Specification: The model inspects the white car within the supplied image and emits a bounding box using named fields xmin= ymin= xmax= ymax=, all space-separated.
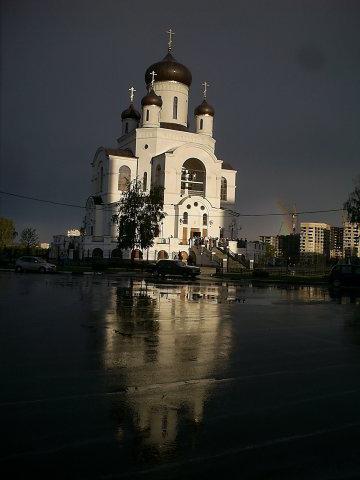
xmin=15 ymin=256 xmax=56 ymax=273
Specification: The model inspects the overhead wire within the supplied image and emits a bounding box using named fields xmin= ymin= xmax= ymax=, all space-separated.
xmin=0 ymin=189 xmax=345 ymax=218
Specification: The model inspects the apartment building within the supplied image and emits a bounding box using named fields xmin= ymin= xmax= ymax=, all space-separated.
xmin=300 ymin=222 xmax=331 ymax=257
xmin=259 ymin=235 xmax=279 ymax=255
xmin=343 ymin=221 xmax=359 ymax=258
xmin=330 ymin=226 xmax=344 ymax=259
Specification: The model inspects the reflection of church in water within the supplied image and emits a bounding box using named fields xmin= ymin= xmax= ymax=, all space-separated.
xmin=101 ymin=280 xmax=234 ymax=453
xmin=82 ymin=30 xmax=237 ymax=260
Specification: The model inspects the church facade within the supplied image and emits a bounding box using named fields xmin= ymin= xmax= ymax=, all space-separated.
xmin=82 ymin=38 xmax=237 ymax=261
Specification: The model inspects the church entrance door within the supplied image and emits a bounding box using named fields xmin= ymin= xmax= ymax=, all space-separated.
xmin=190 ymin=229 xmax=201 ymax=238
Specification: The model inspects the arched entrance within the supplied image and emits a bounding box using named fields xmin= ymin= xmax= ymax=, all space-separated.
xmin=131 ymin=249 xmax=143 ymax=260
xmin=111 ymin=248 xmax=122 ymax=259
xmin=92 ymin=248 xmax=103 ymax=259
xmin=157 ymin=250 xmax=168 ymax=260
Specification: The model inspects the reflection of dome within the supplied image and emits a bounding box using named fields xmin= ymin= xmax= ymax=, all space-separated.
xmin=121 ymin=103 xmax=141 ymax=121
xmin=194 ymin=99 xmax=215 ymax=117
xmin=141 ymin=89 xmax=163 ymax=108
xmin=145 ymin=52 xmax=192 ymax=87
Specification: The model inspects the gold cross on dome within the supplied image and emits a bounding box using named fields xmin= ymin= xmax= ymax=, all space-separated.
xmin=128 ymin=86 xmax=136 ymax=103
xmin=166 ymin=28 xmax=175 ymax=51
xmin=202 ymin=81 xmax=210 ymax=99
xmin=149 ymin=70 xmax=157 ymax=89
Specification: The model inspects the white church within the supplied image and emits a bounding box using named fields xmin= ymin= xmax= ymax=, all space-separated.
xmin=79 ymin=32 xmax=237 ymax=261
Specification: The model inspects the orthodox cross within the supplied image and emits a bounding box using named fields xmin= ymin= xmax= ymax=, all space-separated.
xmin=128 ymin=86 xmax=136 ymax=103
xmin=166 ymin=28 xmax=175 ymax=51
xmin=149 ymin=70 xmax=157 ymax=89
xmin=202 ymin=81 xmax=209 ymax=99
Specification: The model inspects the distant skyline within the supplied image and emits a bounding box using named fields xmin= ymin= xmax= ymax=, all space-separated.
xmin=1 ymin=0 xmax=359 ymax=241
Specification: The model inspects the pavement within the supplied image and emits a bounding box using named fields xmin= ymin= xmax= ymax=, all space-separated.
xmin=1 ymin=272 xmax=360 ymax=479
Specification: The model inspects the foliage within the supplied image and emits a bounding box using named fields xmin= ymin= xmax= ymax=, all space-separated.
xmin=20 ymin=227 xmax=39 ymax=248
xmin=0 ymin=217 xmax=17 ymax=247
xmin=113 ymin=180 xmax=165 ymax=252
xmin=344 ymin=175 xmax=360 ymax=223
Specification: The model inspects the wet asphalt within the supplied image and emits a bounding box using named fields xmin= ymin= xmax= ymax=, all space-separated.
xmin=0 ymin=272 xmax=360 ymax=479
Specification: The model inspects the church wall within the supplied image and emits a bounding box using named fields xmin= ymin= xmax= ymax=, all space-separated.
xmin=220 ymin=169 xmax=237 ymax=204
xmin=153 ymin=81 xmax=189 ymax=127
xmin=104 ymin=155 xmax=137 ymax=204
xmin=162 ymin=145 xmax=223 ymax=208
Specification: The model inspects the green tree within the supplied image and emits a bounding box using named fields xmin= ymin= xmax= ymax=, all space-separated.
xmin=344 ymin=175 xmax=360 ymax=223
xmin=0 ymin=217 xmax=17 ymax=247
xmin=113 ymin=180 xmax=165 ymax=253
xmin=20 ymin=227 xmax=39 ymax=249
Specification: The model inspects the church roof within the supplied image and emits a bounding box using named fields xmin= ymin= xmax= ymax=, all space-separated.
xmin=145 ymin=52 xmax=192 ymax=87
xmin=104 ymin=148 xmax=135 ymax=157
xmin=141 ymin=88 xmax=163 ymax=107
xmin=194 ymin=99 xmax=215 ymax=117
xmin=121 ymin=103 xmax=141 ymax=121
xmin=222 ymin=162 xmax=236 ymax=170
xmin=160 ymin=122 xmax=188 ymax=132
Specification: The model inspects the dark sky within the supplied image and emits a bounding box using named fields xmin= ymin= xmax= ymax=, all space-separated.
xmin=1 ymin=0 xmax=359 ymax=241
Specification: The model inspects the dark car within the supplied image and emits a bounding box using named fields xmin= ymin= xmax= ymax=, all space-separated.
xmin=154 ymin=260 xmax=200 ymax=279
xmin=329 ymin=263 xmax=360 ymax=287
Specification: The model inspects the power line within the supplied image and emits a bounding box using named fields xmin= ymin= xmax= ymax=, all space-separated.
xmin=0 ymin=190 xmax=84 ymax=209
xmin=0 ymin=190 xmax=344 ymax=217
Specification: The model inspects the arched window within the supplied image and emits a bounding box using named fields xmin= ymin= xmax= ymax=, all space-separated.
xmin=118 ymin=165 xmax=131 ymax=192
xmin=203 ymin=213 xmax=208 ymax=226
xmin=146 ymin=110 xmax=149 ymax=121
xmin=183 ymin=212 xmax=188 ymax=225
xmin=221 ymin=177 xmax=227 ymax=201
xmin=125 ymin=122 xmax=129 ymax=134
xmin=173 ymin=96 xmax=178 ymax=119
xmin=155 ymin=164 xmax=162 ymax=186
xmin=181 ymin=158 xmax=206 ymax=196
xmin=98 ymin=164 xmax=103 ymax=192
xmin=200 ymin=118 xmax=203 ymax=130
xmin=143 ymin=172 xmax=147 ymax=191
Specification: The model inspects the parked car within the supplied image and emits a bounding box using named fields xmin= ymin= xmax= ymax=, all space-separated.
xmin=154 ymin=260 xmax=200 ymax=279
xmin=15 ymin=256 xmax=56 ymax=273
xmin=329 ymin=263 xmax=360 ymax=287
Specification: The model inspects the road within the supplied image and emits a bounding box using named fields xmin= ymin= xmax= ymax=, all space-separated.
xmin=1 ymin=272 xmax=360 ymax=479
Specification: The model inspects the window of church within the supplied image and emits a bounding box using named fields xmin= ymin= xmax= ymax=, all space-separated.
xmin=194 ymin=202 xmax=198 ymax=207
xmin=118 ymin=165 xmax=131 ymax=191
xmin=143 ymin=172 xmax=147 ymax=191
xmin=181 ymin=158 xmax=206 ymax=196
xmin=221 ymin=177 xmax=228 ymax=201
xmin=200 ymin=118 xmax=203 ymax=130
xmin=203 ymin=214 xmax=208 ymax=226
xmin=146 ymin=110 xmax=149 ymax=121
xmin=186 ymin=204 xmax=191 ymax=209
xmin=155 ymin=164 xmax=162 ymax=186
xmin=201 ymin=205 xmax=205 ymax=210
xmin=183 ymin=212 xmax=188 ymax=224
xmin=173 ymin=97 xmax=178 ymax=119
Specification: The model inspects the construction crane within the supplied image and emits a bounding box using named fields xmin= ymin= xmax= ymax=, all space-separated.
xmin=276 ymin=200 xmax=298 ymax=234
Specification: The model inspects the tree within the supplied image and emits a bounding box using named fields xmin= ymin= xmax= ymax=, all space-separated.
xmin=20 ymin=227 xmax=39 ymax=249
xmin=0 ymin=217 xmax=17 ymax=247
xmin=113 ymin=180 xmax=165 ymax=253
xmin=344 ymin=175 xmax=360 ymax=223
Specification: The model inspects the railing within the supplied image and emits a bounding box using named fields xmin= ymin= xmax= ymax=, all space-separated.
xmin=181 ymin=189 xmax=205 ymax=197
